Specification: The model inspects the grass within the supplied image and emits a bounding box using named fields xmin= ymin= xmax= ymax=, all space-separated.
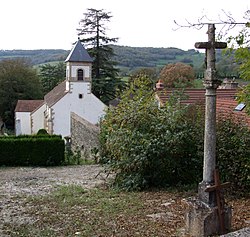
xmin=2 ymin=185 xmax=191 ymax=237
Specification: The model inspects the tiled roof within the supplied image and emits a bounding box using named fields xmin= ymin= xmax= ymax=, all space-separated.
xmin=156 ymin=88 xmax=249 ymax=128
xmin=157 ymin=88 xmax=238 ymax=106
xmin=65 ymin=40 xmax=93 ymax=63
xmin=44 ymin=81 xmax=68 ymax=107
xmin=15 ymin=100 xmax=44 ymax=112
xmin=216 ymin=99 xmax=250 ymax=127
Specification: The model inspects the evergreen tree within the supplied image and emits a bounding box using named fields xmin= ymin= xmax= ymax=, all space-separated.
xmin=77 ymin=8 xmax=125 ymax=104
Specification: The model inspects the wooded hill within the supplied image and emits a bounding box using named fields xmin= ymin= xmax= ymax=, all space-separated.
xmin=0 ymin=45 xmax=238 ymax=77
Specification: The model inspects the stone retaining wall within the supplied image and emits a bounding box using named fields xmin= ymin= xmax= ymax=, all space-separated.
xmin=70 ymin=112 xmax=100 ymax=160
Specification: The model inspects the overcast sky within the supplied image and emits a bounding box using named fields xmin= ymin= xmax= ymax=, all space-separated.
xmin=0 ymin=0 xmax=248 ymax=50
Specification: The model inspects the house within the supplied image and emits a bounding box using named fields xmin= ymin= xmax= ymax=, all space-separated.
xmin=15 ymin=40 xmax=106 ymax=137
xmin=155 ymin=83 xmax=250 ymax=128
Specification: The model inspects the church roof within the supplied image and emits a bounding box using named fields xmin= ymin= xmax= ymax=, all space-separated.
xmin=15 ymin=100 xmax=44 ymax=112
xmin=65 ymin=40 xmax=93 ymax=63
xmin=44 ymin=81 xmax=68 ymax=107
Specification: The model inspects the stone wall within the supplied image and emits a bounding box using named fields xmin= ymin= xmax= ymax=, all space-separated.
xmin=70 ymin=112 xmax=100 ymax=160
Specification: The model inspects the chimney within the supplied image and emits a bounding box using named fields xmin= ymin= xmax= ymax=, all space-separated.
xmin=156 ymin=79 xmax=164 ymax=90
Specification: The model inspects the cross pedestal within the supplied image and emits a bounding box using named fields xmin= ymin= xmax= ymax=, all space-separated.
xmin=184 ymin=24 xmax=232 ymax=237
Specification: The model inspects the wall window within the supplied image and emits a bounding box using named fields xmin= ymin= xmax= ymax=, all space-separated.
xmin=77 ymin=69 xmax=84 ymax=81
xmin=79 ymin=94 xmax=83 ymax=99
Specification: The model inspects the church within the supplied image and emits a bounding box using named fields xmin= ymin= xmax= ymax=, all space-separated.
xmin=15 ymin=40 xmax=106 ymax=137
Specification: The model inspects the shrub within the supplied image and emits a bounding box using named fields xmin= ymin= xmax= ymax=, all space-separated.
xmin=100 ymin=76 xmax=249 ymax=194
xmin=0 ymin=135 xmax=65 ymax=166
xmin=37 ymin=129 xmax=49 ymax=135
xmin=216 ymin=117 xmax=250 ymax=195
xmin=100 ymin=76 xmax=204 ymax=191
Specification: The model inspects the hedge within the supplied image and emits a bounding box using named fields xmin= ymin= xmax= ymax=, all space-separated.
xmin=0 ymin=135 xmax=65 ymax=166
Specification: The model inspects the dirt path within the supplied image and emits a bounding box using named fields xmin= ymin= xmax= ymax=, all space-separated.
xmin=0 ymin=165 xmax=108 ymax=236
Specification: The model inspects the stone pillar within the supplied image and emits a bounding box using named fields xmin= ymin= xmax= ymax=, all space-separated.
xmin=184 ymin=24 xmax=231 ymax=237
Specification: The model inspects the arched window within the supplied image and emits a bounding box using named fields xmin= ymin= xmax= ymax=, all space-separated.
xmin=77 ymin=69 xmax=84 ymax=81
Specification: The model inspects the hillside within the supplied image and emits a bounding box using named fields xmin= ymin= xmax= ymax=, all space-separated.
xmin=0 ymin=49 xmax=69 ymax=65
xmin=0 ymin=46 xmax=238 ymax=77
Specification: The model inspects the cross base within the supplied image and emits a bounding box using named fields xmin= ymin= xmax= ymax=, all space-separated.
xmin=184 ymin=197 xmax=232 ymax=237
xmin=198 ymin=181 xmax=217 ymax=206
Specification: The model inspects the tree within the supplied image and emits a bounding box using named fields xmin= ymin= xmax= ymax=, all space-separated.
xmin=159 ymin=62 xmax=195 ymax=88
xmin=77 ymin=8 xmax=125 ymax=104
xmin=224 ymin=12 xmax=250 ymax=114
xmin=129 ymin=67 xmax=159 ymax=88
xmin=39 ymin=62 xmax=65 ymax=95
xmin=0 ymin=59 xmax=43 ymax=128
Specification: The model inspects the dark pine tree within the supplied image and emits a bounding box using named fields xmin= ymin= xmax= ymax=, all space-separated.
xmin=77 ymin=8 xmax=125 ymax=104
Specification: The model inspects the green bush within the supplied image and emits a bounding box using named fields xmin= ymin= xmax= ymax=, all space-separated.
xmin=0 ymin=136 xmax=65 ymax=166
xmin=216 ymin=117 xmax=250 ymax=195
xmin=100 ymin=76 xmax=204 ymax=191
xmin=37 ymin=128 xmax=49 ymax=135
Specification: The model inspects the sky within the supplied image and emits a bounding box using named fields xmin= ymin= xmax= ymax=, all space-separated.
xmin=0 ymin=0 xmax=249 ymax=51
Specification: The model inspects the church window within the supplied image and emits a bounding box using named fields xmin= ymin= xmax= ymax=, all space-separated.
xmin=79 ymin=94 xmax=83 ymax=99
xmin=77 ymin=69 xmax=84 ymax=81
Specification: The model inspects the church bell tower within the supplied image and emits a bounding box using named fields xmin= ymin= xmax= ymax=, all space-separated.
xmin=65 ymin=39 xmax=93 ymax=93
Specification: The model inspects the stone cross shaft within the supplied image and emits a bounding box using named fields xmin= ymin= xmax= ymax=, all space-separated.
xmin=195 ymin=24 xmax=227 ymax=204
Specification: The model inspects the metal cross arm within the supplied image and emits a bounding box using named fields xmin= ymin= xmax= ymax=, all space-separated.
xmin=205 ymin=169 xmax=230 ymax=234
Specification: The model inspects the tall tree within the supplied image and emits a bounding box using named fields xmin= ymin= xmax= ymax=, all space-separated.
xmin=159 ymin=62 xmax=195 ymax=88
xmin=39 ymin=62 xmax=65 ymax=95
xmin=0 ymin=59 xmax=43 ymax=128
xmin=216 ymin=10 xmax=250 ymax=114
xmin=77 ymin=8 xmax=125 ymax=104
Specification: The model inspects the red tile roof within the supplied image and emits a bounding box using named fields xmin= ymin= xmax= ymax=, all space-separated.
xmin=216 ymin=99 xmax=250 ymax=128
xmin=156 ymin=88 xmax=249 ymax=128
xmin=156 ymin=88 xmax=237 ymax=106
xmin=15 ymin=100 xmax=44 ymax=112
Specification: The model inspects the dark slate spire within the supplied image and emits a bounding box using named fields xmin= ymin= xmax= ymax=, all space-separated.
xmin=65 ymin=39 xmax=93 ymax=62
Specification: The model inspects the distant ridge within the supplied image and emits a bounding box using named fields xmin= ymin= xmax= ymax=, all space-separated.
xmin=0 ymin=45 xmax=237 ymax=77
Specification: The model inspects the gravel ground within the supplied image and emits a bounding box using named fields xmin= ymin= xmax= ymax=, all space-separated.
xmin=0 ymin=166 xmax=249 ymax=237
xmin=0 ymin=165 xmax=109 ymax=236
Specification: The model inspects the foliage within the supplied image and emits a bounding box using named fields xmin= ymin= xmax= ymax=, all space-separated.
xmin=159 ymin=62 xmax=195 ymax=88
xmin=0 ymin=135 xmax=65 ymax=166
xmin=37 ymin=128 xmax=49 ymax=135
xmin=77 ymin=8 xmax=125 ymax=104
xmin=39 ymin=62 xmax=65 ymax=95
xmin=216 ymin=117 xmax=250 ymax=195
xmin=100 ymin=76 xmax=204 ymax=191
xmin=129 ymin=67 xmax=159 ymax=88
xmin=224 ymin=12 xmax=250 ymax=114
xmin=0 ymin=59 xmax=43 ymax=127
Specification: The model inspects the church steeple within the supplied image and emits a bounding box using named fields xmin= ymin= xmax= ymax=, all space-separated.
xmin=65 ymin=40 xmax=93 ymax=92
xmin=65 ymin=39 xmax=93 ymax=63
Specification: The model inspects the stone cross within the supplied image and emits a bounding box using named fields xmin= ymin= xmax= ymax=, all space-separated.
xmin=195 ymin=24 xmax=227 ymax=205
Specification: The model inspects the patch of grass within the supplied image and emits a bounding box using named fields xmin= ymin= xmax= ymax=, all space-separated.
xmin=3 ymin=185 xmax=191 ymax=237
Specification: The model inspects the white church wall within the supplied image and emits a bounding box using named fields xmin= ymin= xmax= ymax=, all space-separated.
xmin=31 ymin=103 xmax=46 ymax=134
xmin=51 ymin=82 xmax=106 ymax=138
xmin=51 ymin=95 xmax=71 ymax=137
xmin=15 ymin=112 xmax=31 ymax=135
xmin=69 ymin=82 xmax=106 ymax=124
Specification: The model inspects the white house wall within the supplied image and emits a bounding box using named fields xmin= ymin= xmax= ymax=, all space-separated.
xmin=15 ymin=112 xmax=31 ymax=135
xmin=31 ymin=104 xmax=46 ymax=134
